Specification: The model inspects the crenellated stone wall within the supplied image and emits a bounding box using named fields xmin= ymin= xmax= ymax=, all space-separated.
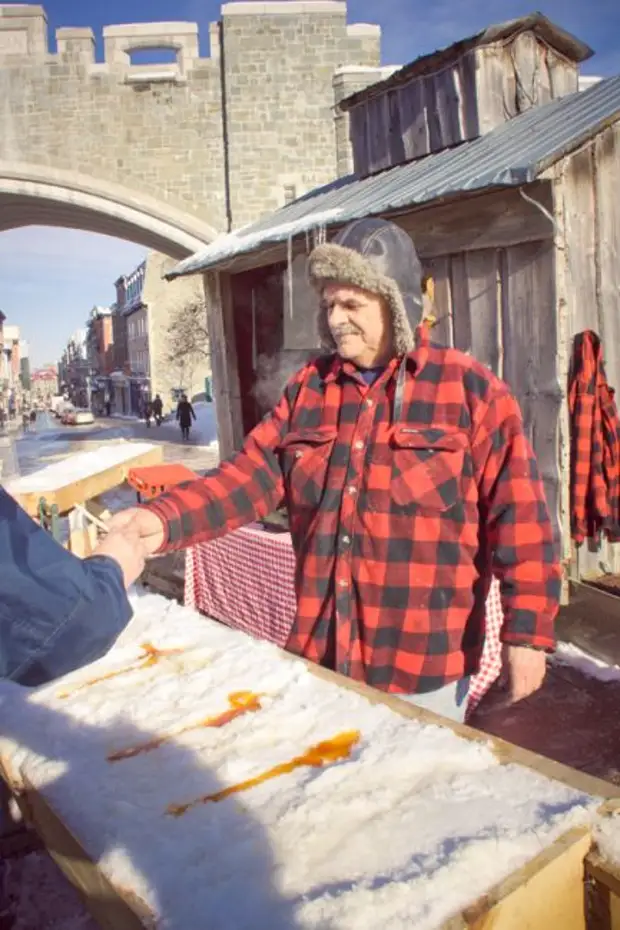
xmin=0 ymin=1 xmax=381 ymax=252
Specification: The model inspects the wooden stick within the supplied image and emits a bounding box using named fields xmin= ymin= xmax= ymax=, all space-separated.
xmin=73 ymin=504 xmax=109 ymax=535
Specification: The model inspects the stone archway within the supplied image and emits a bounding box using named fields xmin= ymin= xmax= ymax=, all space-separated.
xmin=0 ymin=162 xmax=219 ymax=259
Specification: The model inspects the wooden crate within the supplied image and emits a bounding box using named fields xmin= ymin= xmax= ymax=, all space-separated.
xmin=585 ymin=843 xmax=620 ymax=930
xmin=2 ymin=648 xmax=618 ymax=930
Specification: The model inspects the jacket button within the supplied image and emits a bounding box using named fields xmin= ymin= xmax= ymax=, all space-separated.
xmin=294 ymin=450 xmax=303 ymax=459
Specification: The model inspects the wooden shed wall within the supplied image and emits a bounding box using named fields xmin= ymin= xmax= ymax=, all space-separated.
xmin=205 ymin=183 xmax=563 ymax=539
xmin=348 ymin=34 xmax=579 ymax=177
xmin=415 ymin=239 xmax=561 ymax=543
xmin=545 ymin=120 xmax=620 ymax=577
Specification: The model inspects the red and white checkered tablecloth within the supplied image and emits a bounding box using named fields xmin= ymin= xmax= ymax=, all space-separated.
xmin=185 ymin=524 xmax=503 ymax=717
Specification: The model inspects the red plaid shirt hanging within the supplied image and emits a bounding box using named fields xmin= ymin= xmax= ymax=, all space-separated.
xmin=569 ymin=330 xmax=620 ymax=544
xmin=145 ymin=341 xmax=560 ymax=695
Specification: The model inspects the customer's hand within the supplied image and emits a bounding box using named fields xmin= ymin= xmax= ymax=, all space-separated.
xmin=92 ymin=527 xmax=147 ymax=588
xmin=105 ymin=507 xmax=167 ymax=557
xmin=500 ymin=644 xmax=547 ymax=704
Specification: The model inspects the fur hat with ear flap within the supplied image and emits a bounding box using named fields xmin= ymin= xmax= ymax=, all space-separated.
xmin=307 ymin=217 xmax=424 ymax=356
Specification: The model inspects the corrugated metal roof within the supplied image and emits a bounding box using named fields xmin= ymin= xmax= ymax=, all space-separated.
xmin=169 ymin=75 xmax=620 ymax=279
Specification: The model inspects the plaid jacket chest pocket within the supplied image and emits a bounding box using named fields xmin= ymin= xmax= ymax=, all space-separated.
xmin=390 ymin=426 xmax=468 ymax=512
xmin=278 ymin=427 xmax=337 ymax=508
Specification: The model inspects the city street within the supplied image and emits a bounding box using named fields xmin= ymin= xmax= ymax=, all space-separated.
xmin=13 ymin=405 xmax=220 ymax=484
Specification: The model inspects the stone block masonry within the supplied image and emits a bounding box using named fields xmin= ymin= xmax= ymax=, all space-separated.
xmin=0 ymin=1 xmax=383 ymax=252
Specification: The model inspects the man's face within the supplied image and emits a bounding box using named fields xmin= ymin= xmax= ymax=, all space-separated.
xmin=322 ymin=283 xmax=392 ymax=368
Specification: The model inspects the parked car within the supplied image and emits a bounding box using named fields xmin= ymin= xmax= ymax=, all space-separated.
xmin=74 ymin=409 xmax=94 ymax=425
xmin=60 ymin=404 xmax=76 ymax=424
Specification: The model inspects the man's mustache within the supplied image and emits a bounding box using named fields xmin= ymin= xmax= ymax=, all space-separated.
xmin=332 ymin=327 xmax=361 ymax=338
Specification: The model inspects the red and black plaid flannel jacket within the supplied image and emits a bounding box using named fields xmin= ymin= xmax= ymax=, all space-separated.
xmin=569 ymin=330 xmax=620 ymax=544
xmin=145 ymin=340 xmax=560 ymax=694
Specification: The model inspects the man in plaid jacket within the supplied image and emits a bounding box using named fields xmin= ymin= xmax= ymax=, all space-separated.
xmin=110 ymin=218 xmax=560 ymax=723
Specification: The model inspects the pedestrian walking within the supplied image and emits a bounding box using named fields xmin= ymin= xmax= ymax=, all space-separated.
xmin=152 ymin=394 xmax=163 ymax=426
xmin=144 ymin=399 xmax=153 ymax=428
xmin=176 ymin=394 xmax=196 ymax=441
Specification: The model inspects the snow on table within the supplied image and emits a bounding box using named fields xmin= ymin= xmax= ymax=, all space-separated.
xmin=4 ymin=442 xmax=158 ymax=494
xmin=0 ymin=591 xmax=601 ymax=930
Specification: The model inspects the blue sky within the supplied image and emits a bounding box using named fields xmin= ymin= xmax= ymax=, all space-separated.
xmin=2 ymin=0 xmax=619 ymax=367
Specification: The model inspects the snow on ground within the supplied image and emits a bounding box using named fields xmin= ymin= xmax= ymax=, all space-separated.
xmin=0 ymin=591 xmax=600 ymax=930
xmin=116 ymin=401 xmax=219 ymax=449
xmin=551 ymin=642 xmax=620 ymax=682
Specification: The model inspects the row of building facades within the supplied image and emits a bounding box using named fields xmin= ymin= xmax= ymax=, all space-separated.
xmin=0 ymin=312 xmax=34 ymax=422
xmin=58 ymin=251 xmax=211 ymax=418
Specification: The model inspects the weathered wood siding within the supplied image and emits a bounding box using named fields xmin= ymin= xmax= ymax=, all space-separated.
xmin=417 ymin=237 xmax=561 ymax=541
xmin=547 ymin=121 xmax=620 ymax=577
xmin=349 ymin=33 xmax=578 ymax=177
xmin=203 ymin=271 xmax=244 ymax=458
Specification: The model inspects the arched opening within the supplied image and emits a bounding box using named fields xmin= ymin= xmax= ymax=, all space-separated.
xmin=0 ymin=162 xmax=221 ymax=260
xmin=0 ymin=168 xmax=218 ymax=436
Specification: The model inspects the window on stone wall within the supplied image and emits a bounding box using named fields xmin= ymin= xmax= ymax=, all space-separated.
xmin=128 ymin=47 xmax=178 ymax=66
xmin=283 ymin=184 xmax=297 ymax=205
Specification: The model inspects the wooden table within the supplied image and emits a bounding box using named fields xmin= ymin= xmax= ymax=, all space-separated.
xmin=4 ymin=440 xmax=162 ymax=555
xmin=0 ymin=607 xmax=617 ymax=930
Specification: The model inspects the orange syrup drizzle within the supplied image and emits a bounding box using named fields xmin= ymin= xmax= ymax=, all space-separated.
xmin=56 ymin=642 xmax=184 ymax=699
xmin=167 ymin=729 xmax=361 ymax=817
xmin=107 ymin=691 xmax=263 ymax=762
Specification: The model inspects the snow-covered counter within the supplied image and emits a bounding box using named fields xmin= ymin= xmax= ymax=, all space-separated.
xmin=0 ymin=591 xmax=615 ymax=930
xmin=5 ymin=441 xmax=162 ymax=517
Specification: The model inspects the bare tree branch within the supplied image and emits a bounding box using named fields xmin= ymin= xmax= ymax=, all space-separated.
xmin=166 ymin=299 xmax=211 ymax=367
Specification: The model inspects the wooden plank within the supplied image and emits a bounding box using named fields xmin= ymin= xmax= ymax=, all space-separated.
xmin=349 ymin=104 xmax=370 ymax=177
xmin=595 ymin=124 xmax=620 ymax=399
xmin=450 ymin=253 xmax=471 ymax=353
xmin=475 ymin=46 xmax=511 ymax=133
xmin=465 ymin=249 xmax=500 ymax=374
xmin=434 ymin=66 xmax=463 ymax=149
xmin=560 ymin=144 xmax=599 ymax=336
xmin=425 ymin=74 xmax=443 ymax=153
xmin=548 ymin=55 xmax=579 ymax=98
xmin=367 ymin=93 xmax=390 ymax=174
xmin=422 ymin=255 xmax=453 ymax=346
xmin=588 ymin=852 xmax=620 ymax=902
xmin=387 ymin=87 xmax=406 ymax=167
xmin=455 ymin=827 xmax=591 ymax=930
xmin=501 ymin=240 xmax=562 ymax=539
xmin=396 ymin=182 xmax=555 ymax=259
xmin=512 ymin=31 xmax=542 ymax=112
xmin=548 ymin=147 xmax=599 ymax=579
xmin=399 ymin=78 xmax=429 ymax=161
xmin=204 ymin=271 xmax=244 ymax=458
xmin=456 ymin=50 xmax=479 ymax=139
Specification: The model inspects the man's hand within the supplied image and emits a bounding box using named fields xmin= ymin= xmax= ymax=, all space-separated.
xmin=500 ymin=644 xmax=547 ymax=704
xmin=105 ymin=508 xmax=167 ymax=557
xmin=91 ymin=527 xmax=146 ymax=588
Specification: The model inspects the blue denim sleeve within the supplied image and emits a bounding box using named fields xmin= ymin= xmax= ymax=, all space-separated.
xmin=0 ymin=488 xmax=133 ymax=687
